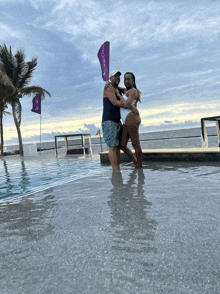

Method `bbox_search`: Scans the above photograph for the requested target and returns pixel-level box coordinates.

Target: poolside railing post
[88,135,93,156]
[55,137,58,156]
[201,120,208,148]
[64,137,68,149]
[216,121,220,147]
[82,135,85,155]
[99,132,103,152]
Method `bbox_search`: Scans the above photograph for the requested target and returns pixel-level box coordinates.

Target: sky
[1,0,220,145]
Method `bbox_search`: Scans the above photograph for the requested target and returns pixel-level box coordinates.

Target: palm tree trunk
[12,104,23,156]
[0,110,3,156]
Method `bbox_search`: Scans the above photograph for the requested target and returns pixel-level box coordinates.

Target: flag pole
[97,41,110,152]
[99,131,103,152]
[31,93,42,155]
[40,113,41,155]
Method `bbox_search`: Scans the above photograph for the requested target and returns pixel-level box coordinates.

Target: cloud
[0,23,24,41]
[2,0,220,145]
[5,123,100,144]
[71,81,94,89]
[4,113,102,142]
[5,98,220,143]
[78,123,100,135]
[31,1,220,64]
[0,0,24,4]
[140,99,220,128]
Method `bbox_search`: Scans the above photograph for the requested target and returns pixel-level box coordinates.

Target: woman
[116,72,143,168]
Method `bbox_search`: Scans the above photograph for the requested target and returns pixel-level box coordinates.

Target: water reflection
[108,169,157,264]
[1,159,13,198]
[0,159,32,200]
[143,161,220,173]
[19,160,31,194]
[0,189,57,242]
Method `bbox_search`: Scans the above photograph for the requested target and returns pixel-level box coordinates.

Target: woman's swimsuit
[120,91,137,124]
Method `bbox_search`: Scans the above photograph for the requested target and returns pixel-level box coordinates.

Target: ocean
[4,125,220,153]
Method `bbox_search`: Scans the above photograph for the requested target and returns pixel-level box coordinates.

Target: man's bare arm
[104,84,127,108]
[118,86,126,95]
[115,88,139,116]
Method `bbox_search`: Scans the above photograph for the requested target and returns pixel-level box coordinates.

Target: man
[102,70,139,172]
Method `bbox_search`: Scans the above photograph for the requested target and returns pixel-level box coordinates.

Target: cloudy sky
[1,0,220,145]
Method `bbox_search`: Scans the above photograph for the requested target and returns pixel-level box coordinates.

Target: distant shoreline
[5,125,210,146]
[4,125,219,152]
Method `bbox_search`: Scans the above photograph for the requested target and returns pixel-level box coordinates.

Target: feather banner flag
[97,41,110,81]
[31,93,41,114]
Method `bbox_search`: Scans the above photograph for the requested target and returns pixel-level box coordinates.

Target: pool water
[0,149,105,201]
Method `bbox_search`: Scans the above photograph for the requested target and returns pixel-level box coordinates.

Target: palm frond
[0,44,16,80]
[0,45,50,156]
[0,96,11,114]
[19,86,51,99]
[14,48,26,62]
[3,110,11,115]
[0,100,7,111]
[18,57,38,88]
[0,70,16,99]
[13,49,28,87]
[0,63,5,71]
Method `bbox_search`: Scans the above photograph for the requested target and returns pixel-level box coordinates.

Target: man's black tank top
[102,97,120,123]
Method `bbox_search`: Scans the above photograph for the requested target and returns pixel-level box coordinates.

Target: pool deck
[100,147,220,164]
[0,163,219,294]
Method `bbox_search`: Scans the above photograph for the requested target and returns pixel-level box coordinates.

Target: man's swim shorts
[102,120,122,147]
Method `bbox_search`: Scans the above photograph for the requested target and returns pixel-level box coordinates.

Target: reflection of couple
[102,70,143,172]
[108,169,157,258]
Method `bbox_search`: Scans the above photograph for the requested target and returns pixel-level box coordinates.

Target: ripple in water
[0,151,104,201]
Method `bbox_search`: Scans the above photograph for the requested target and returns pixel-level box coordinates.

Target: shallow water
[0,161,220,293]
[3,129,219,202]
[1,129,220,293]
[0,149,104,201]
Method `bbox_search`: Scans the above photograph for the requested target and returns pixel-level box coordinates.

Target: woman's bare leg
[125,114,143,168]
[120,125,137,165]
[129,126,143,168]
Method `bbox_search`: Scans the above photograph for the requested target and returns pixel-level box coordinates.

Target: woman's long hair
[124,72,141,102]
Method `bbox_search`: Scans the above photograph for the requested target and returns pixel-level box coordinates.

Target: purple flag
[97,41,110,81]
[31,94,41,114]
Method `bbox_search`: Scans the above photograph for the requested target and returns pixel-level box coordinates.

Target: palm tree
[0,68,16,155]
[0,44,51,156]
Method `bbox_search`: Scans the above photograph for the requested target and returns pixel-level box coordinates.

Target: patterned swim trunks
[102,120,122,147]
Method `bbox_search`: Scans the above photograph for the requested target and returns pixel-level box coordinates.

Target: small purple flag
[31,94,41,114]
[97,41,110,81]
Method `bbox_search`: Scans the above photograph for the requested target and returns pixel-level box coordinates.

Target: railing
[201,116,220,148]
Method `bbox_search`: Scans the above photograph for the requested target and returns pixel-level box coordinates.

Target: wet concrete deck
[0,163,219,293]
[100,147,220,164]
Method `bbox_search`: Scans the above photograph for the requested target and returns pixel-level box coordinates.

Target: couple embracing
[102,70,143,172]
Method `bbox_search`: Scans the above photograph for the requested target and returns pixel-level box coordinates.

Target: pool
[0,149,106,202]
[0,160,219,293]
